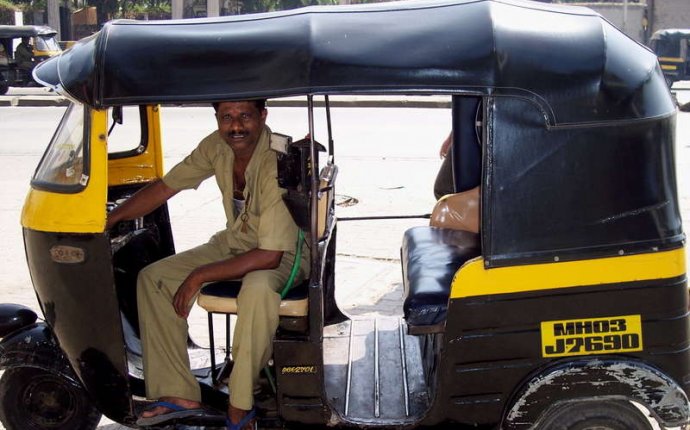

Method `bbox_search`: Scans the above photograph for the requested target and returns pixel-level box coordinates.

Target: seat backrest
[429,186,480,233]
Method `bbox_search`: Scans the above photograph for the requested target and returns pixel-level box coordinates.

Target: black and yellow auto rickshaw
[0,0,687,429]
[650,28,690,88]
[0,25,61,94]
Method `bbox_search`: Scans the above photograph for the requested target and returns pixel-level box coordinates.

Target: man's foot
[227,404,256,430]
[141,397,202,418]
[135,397,205,426]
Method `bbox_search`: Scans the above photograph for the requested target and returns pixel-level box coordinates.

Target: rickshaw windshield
[35,36,59,52]
[653,37,682,57]
[32,103,89,192]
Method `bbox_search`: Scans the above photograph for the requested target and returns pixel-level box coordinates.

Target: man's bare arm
[106,179,179,229]
[173,248,285,318]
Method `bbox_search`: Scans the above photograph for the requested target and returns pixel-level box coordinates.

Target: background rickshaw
[650,28,690,88]
[0,25,61,94]
[0,0,687,429]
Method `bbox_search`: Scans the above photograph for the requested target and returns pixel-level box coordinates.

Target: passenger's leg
[434,149,454,200]
[228,251,304,419]
[137,240,228,406]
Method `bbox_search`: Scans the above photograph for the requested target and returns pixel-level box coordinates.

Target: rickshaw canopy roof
[34,0,673,126]
[651,28,690,40]
[0,25,58,39]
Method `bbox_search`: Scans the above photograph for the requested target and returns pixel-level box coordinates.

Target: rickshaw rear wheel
[0,366,101,430]
[537,399,653,430]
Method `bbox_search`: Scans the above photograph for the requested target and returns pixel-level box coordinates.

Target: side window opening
[107,105,146,158]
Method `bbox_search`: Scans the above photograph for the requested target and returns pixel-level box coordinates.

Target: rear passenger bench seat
[401,187,481,335]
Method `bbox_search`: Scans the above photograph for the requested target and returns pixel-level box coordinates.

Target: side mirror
[108,106,123,136]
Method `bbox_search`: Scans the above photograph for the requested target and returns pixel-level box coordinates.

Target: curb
[0,95,70,107]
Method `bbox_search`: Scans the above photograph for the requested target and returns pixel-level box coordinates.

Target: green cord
[280,229,304,299]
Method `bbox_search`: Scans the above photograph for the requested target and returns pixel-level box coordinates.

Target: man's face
[216,101,267,155]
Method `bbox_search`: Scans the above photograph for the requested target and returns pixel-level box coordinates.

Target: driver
[107,99,309,430]
[14,37,34,71]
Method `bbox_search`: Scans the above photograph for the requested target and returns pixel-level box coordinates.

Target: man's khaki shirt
[163,126,298,253]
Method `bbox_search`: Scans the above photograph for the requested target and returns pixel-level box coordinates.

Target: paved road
[0,98,688,429]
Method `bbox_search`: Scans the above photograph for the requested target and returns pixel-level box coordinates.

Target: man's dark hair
[212,99,267,112]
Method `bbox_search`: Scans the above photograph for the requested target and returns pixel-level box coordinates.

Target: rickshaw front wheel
[537,399,654,430]
[0,367,101,430]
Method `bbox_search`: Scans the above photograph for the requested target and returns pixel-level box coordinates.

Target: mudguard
[0,304,37,338]
[0,322,79,384]
[502,358,690,429]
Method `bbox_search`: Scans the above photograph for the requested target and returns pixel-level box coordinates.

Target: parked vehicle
[650,28,690,87]
[0,0,686,429]
[0,25,61,94]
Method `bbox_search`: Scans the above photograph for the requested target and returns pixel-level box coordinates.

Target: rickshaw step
[324,317,429,423]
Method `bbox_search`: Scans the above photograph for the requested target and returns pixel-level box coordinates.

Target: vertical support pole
[172,0,184,20]
[47,0,61,40]
[207,0,221,17]
[622,0,628,32]
[208,312,217,383]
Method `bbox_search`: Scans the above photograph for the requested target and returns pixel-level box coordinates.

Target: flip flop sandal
[135,400,207,426]
[226,407,257,430]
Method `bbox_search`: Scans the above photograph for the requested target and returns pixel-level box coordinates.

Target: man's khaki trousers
[137,235,302,410]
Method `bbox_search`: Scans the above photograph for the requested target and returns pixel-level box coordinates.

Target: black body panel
[22,229,134,424]
[485,97,682,267]
[428,276,690,427]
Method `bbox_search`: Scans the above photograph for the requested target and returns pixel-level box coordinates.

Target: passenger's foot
[140,397,202,418]
[136,397,204,426]
[227,404,256,430]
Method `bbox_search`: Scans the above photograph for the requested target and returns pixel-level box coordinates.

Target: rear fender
[0,322,78,383]
[502,359,690,429]
[0,303,37,338]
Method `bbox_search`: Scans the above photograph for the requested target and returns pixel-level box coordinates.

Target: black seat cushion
[200,279,309,301]
[401,226,480,328]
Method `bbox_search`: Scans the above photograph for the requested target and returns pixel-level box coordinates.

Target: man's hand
[170,249,283,318]
[173,272,204,318]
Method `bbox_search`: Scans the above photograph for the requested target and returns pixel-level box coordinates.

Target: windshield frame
[31,103,91,194]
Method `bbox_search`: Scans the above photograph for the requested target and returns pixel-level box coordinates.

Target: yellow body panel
[661,64,679,71]
[107,105,164,186]
[451,248,686,299]
[21,110,109,233]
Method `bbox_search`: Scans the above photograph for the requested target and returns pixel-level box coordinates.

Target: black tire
[0,79,8,95]
[0,367,101,430]
[537,399,653,430]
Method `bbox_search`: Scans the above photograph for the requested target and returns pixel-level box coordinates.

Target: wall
[571,2,648,43]
[649,0,690,33]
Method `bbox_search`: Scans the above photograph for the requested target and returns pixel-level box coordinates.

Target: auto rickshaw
[0,25,61,94]
[650,28,690,88]
[0,0,687,429]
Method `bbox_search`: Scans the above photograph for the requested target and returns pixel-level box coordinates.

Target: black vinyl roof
[0,25,57,39]
[651,28,690,39]
[34,0,674,125]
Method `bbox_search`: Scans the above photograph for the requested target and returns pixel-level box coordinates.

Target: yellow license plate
[541,315,642,358]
